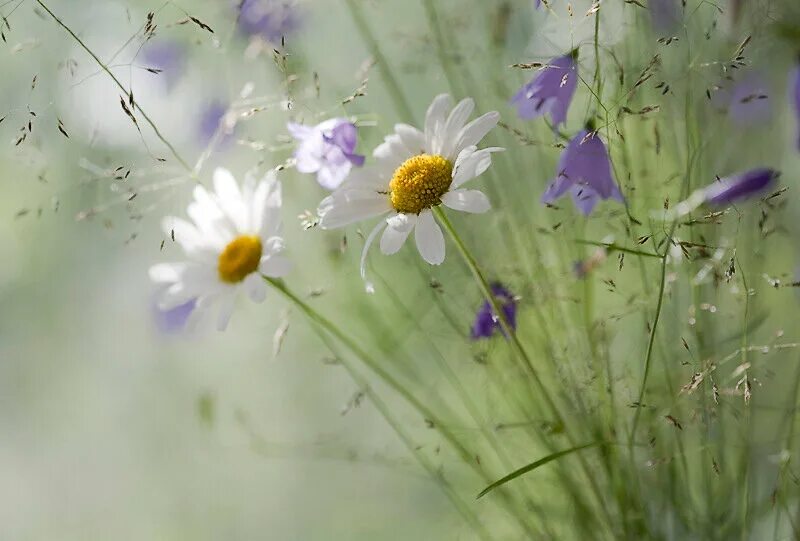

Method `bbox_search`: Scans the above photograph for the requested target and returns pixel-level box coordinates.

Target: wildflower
[533,0,542,8]
[288,118,365,190]
[541,129,624,215]
[150,168,290,331]
[153,297,196,334]
[471,284,518,340]
[791,61,800,150]
[703,168,779,206]
[237,0,300,44]
[317,94,501,287]
[198,100,235,148]
[712,71,771,126]
[140,41,185,90]
[510,50,578,128]
[649,0,680,34]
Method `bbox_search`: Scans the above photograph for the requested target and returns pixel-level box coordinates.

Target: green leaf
[477,442,602,499]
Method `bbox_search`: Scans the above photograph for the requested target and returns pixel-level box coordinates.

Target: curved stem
[264,277,537,539]
[35,0,193,172]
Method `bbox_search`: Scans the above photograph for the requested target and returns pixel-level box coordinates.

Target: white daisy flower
[150,168,291,331]
[317,94,502,289]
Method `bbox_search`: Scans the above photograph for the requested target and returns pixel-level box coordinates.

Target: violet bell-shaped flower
[541,129,624,215]
[510,49,578,128]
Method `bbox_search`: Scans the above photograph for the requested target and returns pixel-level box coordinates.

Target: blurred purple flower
[510,50,578,128]
[288,118,365,190]
[649,0,680,33]
[712,71,771,126]
[197,100,235,148]
[153,297,196,334]
[140,41,186,89]
[237,0,301,43]
[534,0,542,8]
[791,64,800,150]
[704,168,779,206]
[542,129,624,215]
[471,284,518,340]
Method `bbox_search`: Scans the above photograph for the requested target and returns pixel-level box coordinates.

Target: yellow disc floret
[389,154,454,214]
[218,235,263,284]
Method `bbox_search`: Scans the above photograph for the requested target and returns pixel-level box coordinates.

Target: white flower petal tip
[441,190,491,213]
[149,169,287,330]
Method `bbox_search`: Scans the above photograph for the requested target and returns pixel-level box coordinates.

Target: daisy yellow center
[218,235,262,284]
[389,154,453,214]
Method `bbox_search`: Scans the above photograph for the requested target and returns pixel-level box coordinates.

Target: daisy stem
[35,0,193,173]
[433,206,617,531]
[264,276,535,540]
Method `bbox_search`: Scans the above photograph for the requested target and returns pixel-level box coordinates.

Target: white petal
[452,147,503,187]
[414,209,445,265]
[425,94,453,155]
[149,262,186,283]
[441,189,491,213]
[216,292,236,331]
[379,213,416,255]
[253,173,282,238]
[394,124,426,155]
[213,168,247,231]
[259,254,292,277]
[318,191,390,229]
[453,111,500,157]
[244,273,267,303]
[340,166,391,191]
[360,221,386,293]
[441,98,475,159]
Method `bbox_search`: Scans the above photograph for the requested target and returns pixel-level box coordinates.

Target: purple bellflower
[649,0,680,34]
[703,168,779,206]
[288,118,365,190]
[541,129,624,215]
[471,284,518,340]
[140,41,186,90]
[510,50,578,128]
[153,297,196,334]
[712,71,771,126]
[197,100,235,149]
[237,0,300,43]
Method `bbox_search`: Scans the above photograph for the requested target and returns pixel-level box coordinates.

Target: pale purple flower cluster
[703,168,779,206]
[288,118,365,190]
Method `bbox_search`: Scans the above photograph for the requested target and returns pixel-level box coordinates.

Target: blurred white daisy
[150,168,290,331]
[317,94,501,289]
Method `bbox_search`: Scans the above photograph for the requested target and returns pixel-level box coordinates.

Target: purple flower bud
[153,297,196,334]
[704,168,779,206]
[712,71,771,126]
[237,0,301,44]
[288,118,365,190]
[471,284,518,340]
[510,51,578,128]
[140,41,186,90]
[649,0,680,34]
[197,100,235,149]
[541,130,624,215]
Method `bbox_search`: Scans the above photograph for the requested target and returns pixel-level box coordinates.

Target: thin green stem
[342,0,415,123]
[35,0,192,172]
[264,277,536,539]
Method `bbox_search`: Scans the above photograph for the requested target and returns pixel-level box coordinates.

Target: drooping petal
[360,220,387,293]
[452,147,503,187]
[379,213,416,255]
[243,272,267,303]
[216,292,237,332]
[318,191,390,229]
[441,189,491,213]
[415,209,446,265]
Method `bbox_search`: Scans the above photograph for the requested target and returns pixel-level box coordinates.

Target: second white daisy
[317,94,502,286]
